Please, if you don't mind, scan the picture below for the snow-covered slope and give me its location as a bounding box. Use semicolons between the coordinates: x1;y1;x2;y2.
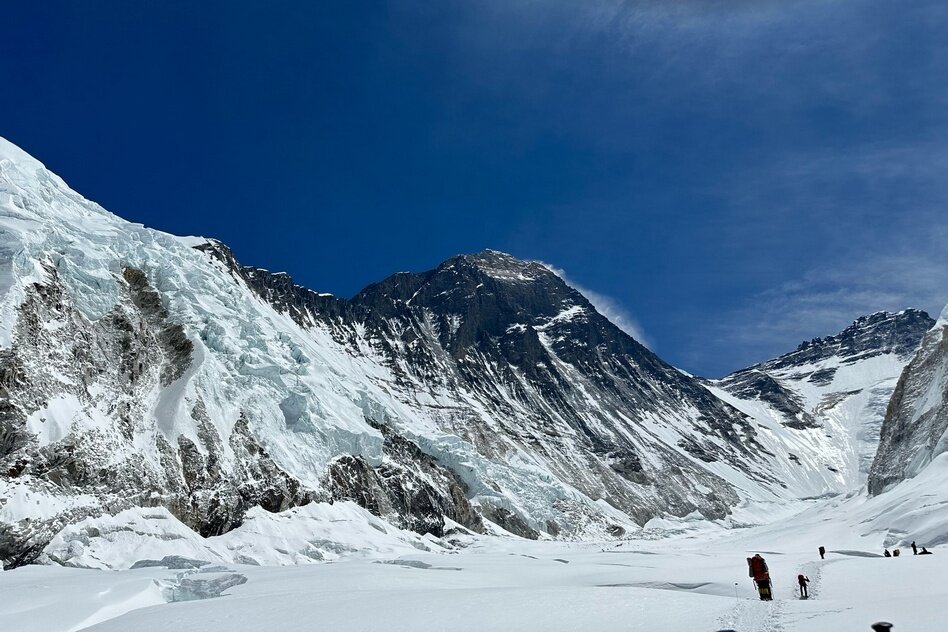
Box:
869;304;948;494
0;137;581;566
321;249;791;524
708;310;933;500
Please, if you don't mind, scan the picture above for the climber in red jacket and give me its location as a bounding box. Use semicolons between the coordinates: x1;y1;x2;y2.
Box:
747;554;773;601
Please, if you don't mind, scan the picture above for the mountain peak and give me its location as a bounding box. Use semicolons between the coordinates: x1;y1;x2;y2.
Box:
447;249;552;284
794;309;932;352
753;308;934;373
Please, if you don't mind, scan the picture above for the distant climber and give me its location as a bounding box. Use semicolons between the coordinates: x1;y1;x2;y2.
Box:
818;545;825;560
884;548;892;557
911;541;917;555
919;547;933;555
797;573;810;598
747;553;773;601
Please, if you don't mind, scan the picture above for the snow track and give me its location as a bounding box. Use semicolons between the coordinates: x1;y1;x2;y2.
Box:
720;598;786;632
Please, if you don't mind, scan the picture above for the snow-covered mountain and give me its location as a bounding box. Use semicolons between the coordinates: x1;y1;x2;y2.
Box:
0;136;934;569
869;305;948;495
234;244;785;527
708;310;933;499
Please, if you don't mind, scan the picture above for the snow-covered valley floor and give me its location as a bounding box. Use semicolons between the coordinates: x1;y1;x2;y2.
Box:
2;512;943;632
6;456;948;632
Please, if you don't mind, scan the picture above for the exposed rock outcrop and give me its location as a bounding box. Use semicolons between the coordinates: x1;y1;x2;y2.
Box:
869;313;948;495
0;268;313;567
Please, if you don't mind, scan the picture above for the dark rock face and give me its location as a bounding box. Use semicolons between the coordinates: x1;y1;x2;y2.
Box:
122;267;194;385
195;240;348;329
347;253;765;522
868;319;948;495
717;369;818;429
768;310;934;370
164;408;314;538
0;349;30;462
479;505;540;540
324;423;484;538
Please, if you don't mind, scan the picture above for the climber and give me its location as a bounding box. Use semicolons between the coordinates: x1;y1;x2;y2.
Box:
797;573;810;598
911;541;917;555
747;554;773;601
818;545;825;560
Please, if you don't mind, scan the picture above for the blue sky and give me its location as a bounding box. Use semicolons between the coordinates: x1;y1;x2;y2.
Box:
2;1;946;376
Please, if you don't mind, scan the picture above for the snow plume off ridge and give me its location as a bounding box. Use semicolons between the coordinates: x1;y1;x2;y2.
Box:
0;136;938;569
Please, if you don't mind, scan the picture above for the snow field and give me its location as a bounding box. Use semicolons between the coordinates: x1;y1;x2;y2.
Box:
3;533;944;632
6;453;948;632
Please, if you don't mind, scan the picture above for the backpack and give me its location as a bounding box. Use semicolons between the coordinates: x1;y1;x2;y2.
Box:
748;556;768;578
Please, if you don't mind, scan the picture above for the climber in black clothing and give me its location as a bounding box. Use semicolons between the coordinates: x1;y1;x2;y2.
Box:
797;574;810;598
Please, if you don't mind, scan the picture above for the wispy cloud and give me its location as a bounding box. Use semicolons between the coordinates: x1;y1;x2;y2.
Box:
722;255;948;353
700;219;948;372
536;261;654;349
674;125;948;374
